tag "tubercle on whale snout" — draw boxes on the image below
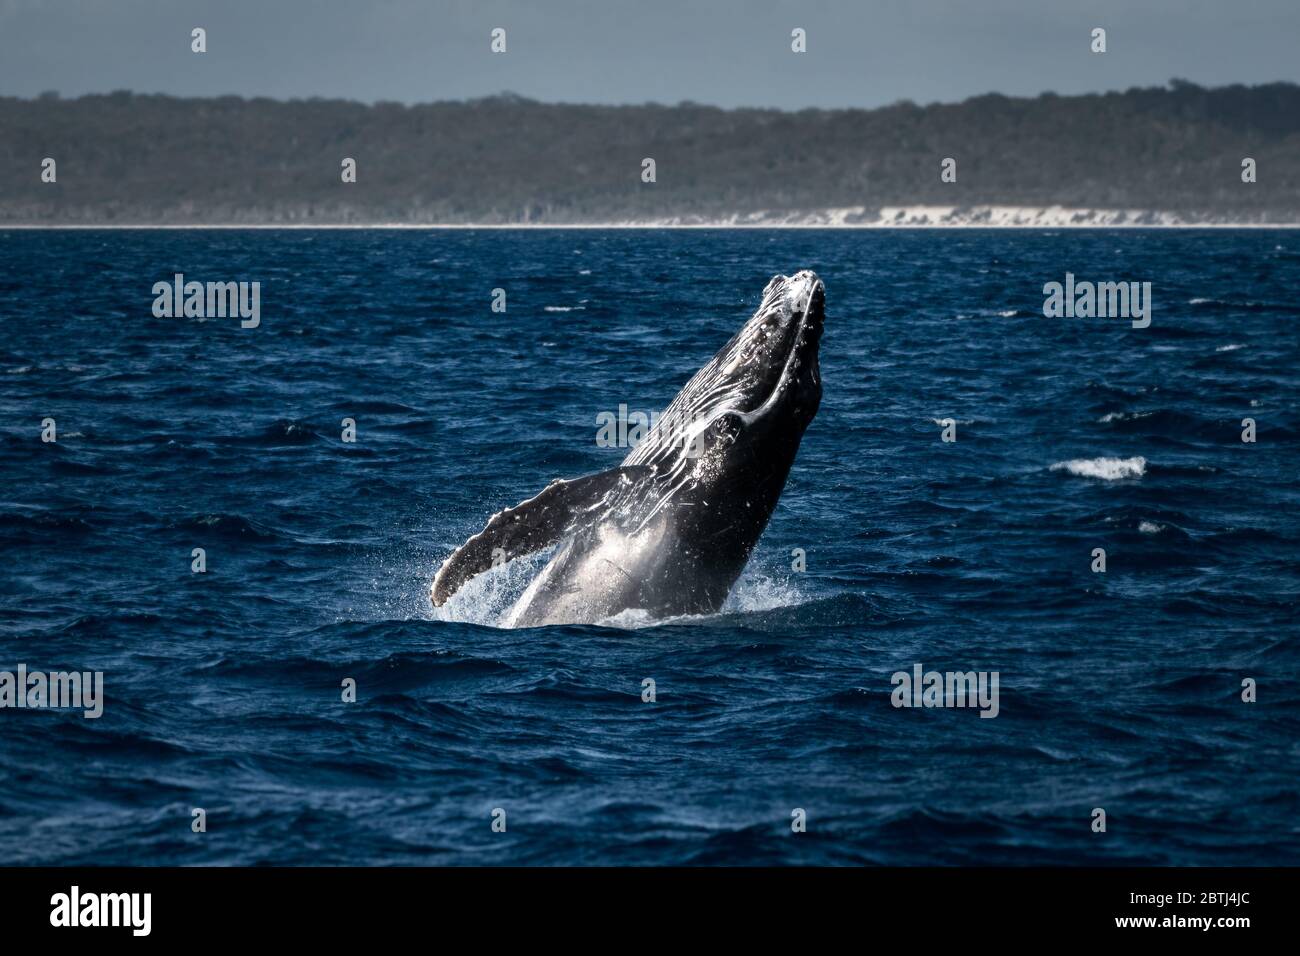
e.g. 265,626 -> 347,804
738,271 -> 823,375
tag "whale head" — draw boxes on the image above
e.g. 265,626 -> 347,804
627,269 -> 824,472
722,269 -> 824,427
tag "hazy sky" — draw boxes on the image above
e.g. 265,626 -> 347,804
2,0 -> 1297,109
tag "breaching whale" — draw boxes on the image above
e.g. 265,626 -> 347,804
431,270 -> 825,627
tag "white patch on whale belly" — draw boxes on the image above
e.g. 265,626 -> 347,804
506,520 -> 670,627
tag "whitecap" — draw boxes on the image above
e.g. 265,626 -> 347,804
1050,456 -> 1147,480
1097,411 -> 1153,423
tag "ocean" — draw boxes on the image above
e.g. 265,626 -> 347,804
1,228 -> 1297,865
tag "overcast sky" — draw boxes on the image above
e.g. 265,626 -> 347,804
2,0 -> 1297,109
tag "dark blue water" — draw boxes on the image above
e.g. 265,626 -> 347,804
1,229 -> 1297,865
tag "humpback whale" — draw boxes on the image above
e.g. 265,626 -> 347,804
431,270 -> 825,627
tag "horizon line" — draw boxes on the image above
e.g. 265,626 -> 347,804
5,78 -> 1296,114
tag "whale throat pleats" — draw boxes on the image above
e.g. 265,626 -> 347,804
430,465 -> 652,606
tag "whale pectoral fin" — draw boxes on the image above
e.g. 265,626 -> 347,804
430,465 -> 651,606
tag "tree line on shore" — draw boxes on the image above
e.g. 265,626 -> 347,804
1,80 -> 1297,224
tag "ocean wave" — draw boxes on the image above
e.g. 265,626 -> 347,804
329,399 -> 423,414
0,509 -> 98,538
1050,456 -> 1146,480
167,512 -> 279,540
49,458 -> 116,477
1093,408 -> 1222,439
1187,297 -> 1296,313
1097,410 -> 1155,424
270,419 -> 321,442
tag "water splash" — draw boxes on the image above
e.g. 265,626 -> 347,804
429,549 -> 557,627
723,569 -> 808,614
594,567 -> 815,630
425,552 -> 813,630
